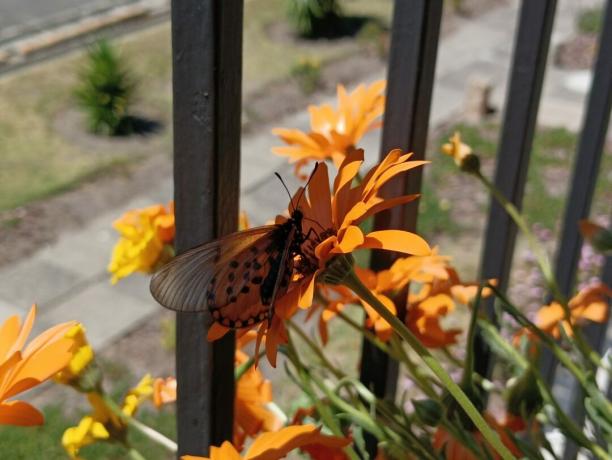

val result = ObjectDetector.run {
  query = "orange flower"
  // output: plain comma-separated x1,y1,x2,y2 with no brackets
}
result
0,305,76,426
313,251,453,343
234,332,283,450
183,424,351,460
536,283,611,338
153,377,176,408
405,268,493,348
108,201,175,283
273,81,386,179
434,412,524,459
441,132,480,173
210,149,431,366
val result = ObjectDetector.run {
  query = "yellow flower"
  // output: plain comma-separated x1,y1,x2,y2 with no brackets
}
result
122,374,154,417
55,324,94,386
61,376,154,458
273,80,386,179
0,305,76,426
62,416,110,459
108,202,175,284
441,132,480,173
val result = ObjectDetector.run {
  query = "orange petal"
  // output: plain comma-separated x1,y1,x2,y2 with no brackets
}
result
0,400,44,426
362,230,430,256
298,274,318,309
208,323,230,342
246,424,350,460
332,226,364,254
307,163,333,229
0,315,21,364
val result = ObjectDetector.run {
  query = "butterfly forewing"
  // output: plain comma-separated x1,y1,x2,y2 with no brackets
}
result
150,226,275,313
150,223,300,329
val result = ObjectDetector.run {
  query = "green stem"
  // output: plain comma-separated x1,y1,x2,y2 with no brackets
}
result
287,319,344,379
285,337,361,460
477,172,598,366
336,309,396,357
341,266,517,460
389,335,441,398
489,283,607,399
101,394,177,453
127,447,147,460
476,172,561,301
462,283,483,389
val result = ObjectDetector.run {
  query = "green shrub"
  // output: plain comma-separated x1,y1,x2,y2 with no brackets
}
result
75,40,136,136
290,57,321,94
577,7,603,35
356,20,388,58
286,0,342,38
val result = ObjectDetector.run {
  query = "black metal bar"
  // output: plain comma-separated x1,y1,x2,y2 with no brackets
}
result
171,0,243,455
541,0,612,391
475,0,557,377
359,1,442,455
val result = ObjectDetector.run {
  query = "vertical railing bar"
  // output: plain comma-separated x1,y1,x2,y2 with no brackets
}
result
475,0,557,377
358,1,442,456
562,255,612,460
171,0,243,456
542,0,612,395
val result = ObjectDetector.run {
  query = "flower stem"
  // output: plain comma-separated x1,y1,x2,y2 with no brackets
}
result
341,266,517,460
101,394,177,453
287,318,345,379
127,447,147,460
476,172,599,368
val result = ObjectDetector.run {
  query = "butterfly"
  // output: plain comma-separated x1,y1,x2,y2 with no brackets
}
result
150,166,321,329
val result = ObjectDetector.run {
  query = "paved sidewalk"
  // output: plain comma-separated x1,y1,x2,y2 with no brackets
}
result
0,0,603,347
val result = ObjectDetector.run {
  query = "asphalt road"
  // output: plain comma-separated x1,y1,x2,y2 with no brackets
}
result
0,0,136,43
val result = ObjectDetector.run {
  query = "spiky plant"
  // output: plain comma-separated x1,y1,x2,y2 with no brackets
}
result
75,40,136,136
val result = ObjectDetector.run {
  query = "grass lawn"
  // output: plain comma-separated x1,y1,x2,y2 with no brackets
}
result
0,0,392,212
0,356,176,460
421,122,612,237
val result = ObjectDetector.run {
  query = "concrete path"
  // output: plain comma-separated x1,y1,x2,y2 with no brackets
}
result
0,0,140,43
0,0,604,348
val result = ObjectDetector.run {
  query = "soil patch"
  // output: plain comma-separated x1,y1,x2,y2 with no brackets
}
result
53,107,164,154
554,34,598,70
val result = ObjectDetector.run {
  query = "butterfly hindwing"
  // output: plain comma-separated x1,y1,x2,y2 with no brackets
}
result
209,231,294,328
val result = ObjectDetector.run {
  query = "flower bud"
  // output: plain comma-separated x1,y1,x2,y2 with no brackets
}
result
579,220,612,255
413,398,443,426
442,383,485,430
441,132,481,174
506,366,543,419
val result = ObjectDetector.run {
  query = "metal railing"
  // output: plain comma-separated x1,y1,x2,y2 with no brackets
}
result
170,0,612,458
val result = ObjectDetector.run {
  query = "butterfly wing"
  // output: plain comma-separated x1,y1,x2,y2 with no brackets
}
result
150,226,275,313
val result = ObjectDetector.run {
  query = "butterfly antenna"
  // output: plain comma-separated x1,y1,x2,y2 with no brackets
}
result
274,172,295,212
295,162,320,209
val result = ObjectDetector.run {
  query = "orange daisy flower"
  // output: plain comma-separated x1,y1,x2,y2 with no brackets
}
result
210,149,431,366
405,268,493,348
183,424,351,460
0,305,76,426
433,412,524,460
312,249,454,344
536,282,611,338
272,80,386,179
